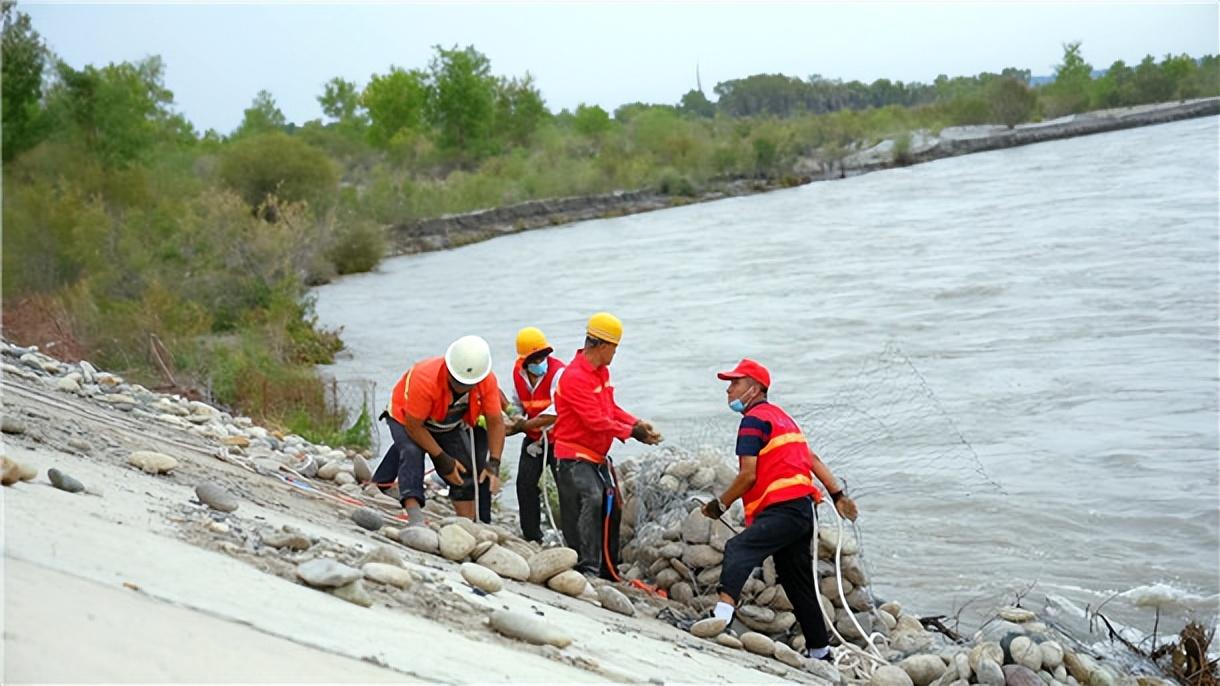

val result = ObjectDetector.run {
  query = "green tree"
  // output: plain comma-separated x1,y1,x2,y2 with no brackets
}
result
1132,55,1173,103
987,77,1036,128
46,56,179,166
218,131,338,213
234,89,286,137
679,89,716,118
494,73,547,148
1044,41,1093,116
572,103,612,136
1160,54,1200,100
361,66,429,149
2,1,48,161
428,44,496,154
1090,60,1133,108
318,77,363,123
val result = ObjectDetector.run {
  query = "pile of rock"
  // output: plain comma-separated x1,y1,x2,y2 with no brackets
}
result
1,341,397,504
614,451,893,655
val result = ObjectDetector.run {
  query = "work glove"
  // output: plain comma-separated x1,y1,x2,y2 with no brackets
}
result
831,490,858,521
432,451,465,486
701,497,726,520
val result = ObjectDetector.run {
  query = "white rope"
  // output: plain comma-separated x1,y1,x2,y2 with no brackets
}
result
468,424,478,519
540,432,561,541
812,499,890,678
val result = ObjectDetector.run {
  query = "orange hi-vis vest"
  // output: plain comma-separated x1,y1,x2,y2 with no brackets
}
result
740,402,822,525
386,356,501,429
511,355,565,442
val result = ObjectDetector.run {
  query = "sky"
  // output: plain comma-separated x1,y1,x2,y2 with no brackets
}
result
22,1,1220,135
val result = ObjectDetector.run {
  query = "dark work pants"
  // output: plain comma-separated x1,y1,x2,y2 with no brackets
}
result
516,435,557,542
556,458,620,578
373,416,491,523
719,496,829,650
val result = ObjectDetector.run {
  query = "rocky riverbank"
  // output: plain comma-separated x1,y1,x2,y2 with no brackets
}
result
383,99,1218,258
0,341,1189,684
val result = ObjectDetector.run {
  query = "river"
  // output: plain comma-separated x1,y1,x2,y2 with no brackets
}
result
314,116,1219,635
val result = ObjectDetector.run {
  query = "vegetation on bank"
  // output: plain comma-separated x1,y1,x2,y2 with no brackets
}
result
2,1,1217,445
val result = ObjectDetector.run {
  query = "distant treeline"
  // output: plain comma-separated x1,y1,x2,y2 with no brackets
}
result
3,0,1217,446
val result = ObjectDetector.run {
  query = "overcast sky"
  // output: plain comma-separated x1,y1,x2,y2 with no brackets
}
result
23,1,1220,134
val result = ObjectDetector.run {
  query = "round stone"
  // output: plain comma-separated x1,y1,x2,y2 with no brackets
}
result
1003,665,1043,686
399,527,441,554
128,450,178,474
527,547,578,583
476,544,530,581
971,642,1005,672
351,507,384,531
460,562,503,593
715,633,743,649
546,569,588,596
361,562,414,588
296,558,361,588
691,617,727,638
195,483,238,512
48,468,85,493
439,524,478,561
1011,636,1043,671
597,585,634,616
1039,641,1064,671
872,665,916,686
900,654,948,686
977,658,1006,686
773,641,804,668
331,579,373,607
740,631,775,656
352,455,373,483
999,606,1037,623
489,610,572,648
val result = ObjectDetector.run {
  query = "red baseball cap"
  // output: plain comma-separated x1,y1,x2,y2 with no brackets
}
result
716,358,771,389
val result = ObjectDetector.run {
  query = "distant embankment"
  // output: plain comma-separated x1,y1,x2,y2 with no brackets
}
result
385,98,1219,257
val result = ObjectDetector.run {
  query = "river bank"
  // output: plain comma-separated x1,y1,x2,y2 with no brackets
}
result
4,341,1199,684
384,98,1219,257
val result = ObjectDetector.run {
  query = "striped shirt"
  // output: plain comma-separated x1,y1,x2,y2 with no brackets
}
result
735,402,773,456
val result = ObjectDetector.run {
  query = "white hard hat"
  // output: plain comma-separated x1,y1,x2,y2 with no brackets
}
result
445,335,492,385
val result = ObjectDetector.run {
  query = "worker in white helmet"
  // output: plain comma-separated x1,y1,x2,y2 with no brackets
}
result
372,335,506,525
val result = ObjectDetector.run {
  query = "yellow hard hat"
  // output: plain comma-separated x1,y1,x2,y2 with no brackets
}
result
515,326,553,359
586,312,623,345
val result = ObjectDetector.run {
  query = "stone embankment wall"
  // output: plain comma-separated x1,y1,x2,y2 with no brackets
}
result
385,99,1219,257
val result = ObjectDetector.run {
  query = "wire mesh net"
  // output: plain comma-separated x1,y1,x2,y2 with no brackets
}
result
623,340,1004,541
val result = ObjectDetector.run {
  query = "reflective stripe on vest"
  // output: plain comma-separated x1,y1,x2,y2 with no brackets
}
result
739,402,819,525
554,439,606,464
512,356,564,441
743,473,814,519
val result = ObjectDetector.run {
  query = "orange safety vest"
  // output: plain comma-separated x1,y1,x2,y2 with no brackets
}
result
740,402,822,525
511,355,565,441
386,357,499,429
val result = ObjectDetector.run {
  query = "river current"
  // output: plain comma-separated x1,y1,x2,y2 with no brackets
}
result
315,117,1219,634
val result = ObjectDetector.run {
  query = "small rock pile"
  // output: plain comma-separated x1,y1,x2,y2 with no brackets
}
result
610,451,1173,686
614,450,889,653
0,341,407,508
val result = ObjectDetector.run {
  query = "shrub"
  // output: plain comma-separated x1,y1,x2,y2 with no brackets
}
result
327,217,386,275
218,131,338,211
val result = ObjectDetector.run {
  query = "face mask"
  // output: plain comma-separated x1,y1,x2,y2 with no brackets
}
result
526,360,548,376
728,398,747,414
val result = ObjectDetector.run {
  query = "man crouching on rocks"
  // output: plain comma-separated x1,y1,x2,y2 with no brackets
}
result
701,358,858,662
372,335,506,525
